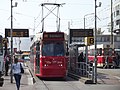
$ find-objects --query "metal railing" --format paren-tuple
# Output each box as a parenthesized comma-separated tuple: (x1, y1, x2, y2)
(68, 60, 94, 80)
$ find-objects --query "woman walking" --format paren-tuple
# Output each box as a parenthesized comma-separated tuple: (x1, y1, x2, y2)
(12, 58, 23, 90)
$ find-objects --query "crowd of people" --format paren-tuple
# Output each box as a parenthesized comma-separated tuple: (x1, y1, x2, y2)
(78, 51, 120, 69)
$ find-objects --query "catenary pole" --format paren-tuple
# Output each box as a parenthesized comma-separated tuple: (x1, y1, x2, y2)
(94, 0, 97, 84)
(111, 0, 114, 47)
(10, 0, 13, 83)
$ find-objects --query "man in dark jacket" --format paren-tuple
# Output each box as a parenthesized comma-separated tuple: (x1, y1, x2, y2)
(5, 55, 10, 76)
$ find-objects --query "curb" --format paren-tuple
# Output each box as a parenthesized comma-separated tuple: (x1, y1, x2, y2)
(0, 78, 4, 87)
(68, 72, 95, 84)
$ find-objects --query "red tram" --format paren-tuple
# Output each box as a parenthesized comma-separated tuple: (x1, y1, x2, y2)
(78, 44, 115, 68)
(30, 32, 68, 78)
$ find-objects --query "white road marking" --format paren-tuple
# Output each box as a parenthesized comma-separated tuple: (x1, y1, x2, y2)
(114, 76, 120, 82)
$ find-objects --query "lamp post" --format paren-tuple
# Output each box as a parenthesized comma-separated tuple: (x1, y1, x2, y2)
(94, 0, 97, 84)
(84, 13, 94, 77)
(10, 0, 17, 83)
(111, 0, 114, 47)
(94, 0, 101, 84)
(84, 13, 94, 29)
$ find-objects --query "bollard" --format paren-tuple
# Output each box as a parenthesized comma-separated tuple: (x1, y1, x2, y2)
(0, 78, 4, 87)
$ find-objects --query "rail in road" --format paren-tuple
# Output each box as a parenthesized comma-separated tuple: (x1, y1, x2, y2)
(25, 61, 120, 90)
(33, 75, 120, 90)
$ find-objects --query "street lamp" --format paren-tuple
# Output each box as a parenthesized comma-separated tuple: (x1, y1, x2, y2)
(84, 13, 94, 29)
(94, 0, 101, 84)
(84, 13, 94, 78)
(111, 0, 114, 47)
(10, 0, 17, 83)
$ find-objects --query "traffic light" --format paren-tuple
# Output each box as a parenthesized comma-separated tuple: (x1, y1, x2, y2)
(85, 37, 94, 45)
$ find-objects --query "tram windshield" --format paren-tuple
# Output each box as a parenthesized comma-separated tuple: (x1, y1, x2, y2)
(42, 41, 65, 56)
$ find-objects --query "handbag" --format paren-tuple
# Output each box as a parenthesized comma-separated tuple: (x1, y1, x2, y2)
(20, 63, 24, 74)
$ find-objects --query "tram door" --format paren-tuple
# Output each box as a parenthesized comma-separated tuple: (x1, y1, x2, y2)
(35, 42, 40, 74)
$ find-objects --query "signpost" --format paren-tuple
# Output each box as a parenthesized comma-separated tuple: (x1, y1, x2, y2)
(5, 29, 29, 37)
(85, 37, 94, 46)
(69, 29, 93, 44)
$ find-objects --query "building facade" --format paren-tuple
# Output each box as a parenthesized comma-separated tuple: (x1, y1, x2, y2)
(113, 0, 120, 32)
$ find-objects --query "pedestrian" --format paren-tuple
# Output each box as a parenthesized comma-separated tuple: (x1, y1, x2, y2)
(78, 52, 85, 76)
(12, 58, 23, 90)
(104, 56, 109, 69)
(78, 52, 84, 62)
(4, 55, 10, 76)
(115, 53, 120, 67)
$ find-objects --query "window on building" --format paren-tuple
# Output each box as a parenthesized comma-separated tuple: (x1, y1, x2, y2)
(116, 19, 120, 25)
(116, 10, 119, 16)
(97, 36, 101, 42)
(116, 36, 120, 42)
(114, 11, 116, 17)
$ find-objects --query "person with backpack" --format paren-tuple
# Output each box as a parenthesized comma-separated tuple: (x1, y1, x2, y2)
(12, 58, 24, 90)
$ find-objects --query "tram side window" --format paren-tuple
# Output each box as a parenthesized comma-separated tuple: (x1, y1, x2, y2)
(104, 48, 113, 56)
(97, 48, 102, 56)
(89, 49, 94, 56)
(89, 48, 102, 56)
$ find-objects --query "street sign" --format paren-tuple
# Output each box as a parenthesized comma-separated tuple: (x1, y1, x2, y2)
(5, 28, 29, 37)
(85, 37, 94, 46)
(69, 29, 93, 44)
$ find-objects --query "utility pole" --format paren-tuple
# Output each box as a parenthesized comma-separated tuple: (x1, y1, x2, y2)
(94, 0, 101, 84)
(84, 13, 94, 77)
(10, 0, 13, 83)
(10, 0, 17, 83)
(111, 0, 114, 47)
(94, 0, 97, 84)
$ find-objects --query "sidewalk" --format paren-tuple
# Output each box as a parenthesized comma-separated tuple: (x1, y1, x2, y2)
(0, 66, 34, 90)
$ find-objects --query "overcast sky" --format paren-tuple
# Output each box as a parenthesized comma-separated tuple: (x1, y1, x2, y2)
(0, 0, 112, 51)
(0, 0, 111, 37)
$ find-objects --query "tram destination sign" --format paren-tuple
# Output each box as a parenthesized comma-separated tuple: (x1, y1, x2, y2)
(44, 33, 64, 38)
(5, 28, 29, 37)
(69, 29, 93, 44)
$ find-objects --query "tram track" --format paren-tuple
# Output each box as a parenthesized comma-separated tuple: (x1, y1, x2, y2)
(38, 76, 83, 90)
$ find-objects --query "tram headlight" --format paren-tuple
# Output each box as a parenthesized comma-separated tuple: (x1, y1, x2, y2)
(60, 64, 63, 66)
(58, 64, 63, 67)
